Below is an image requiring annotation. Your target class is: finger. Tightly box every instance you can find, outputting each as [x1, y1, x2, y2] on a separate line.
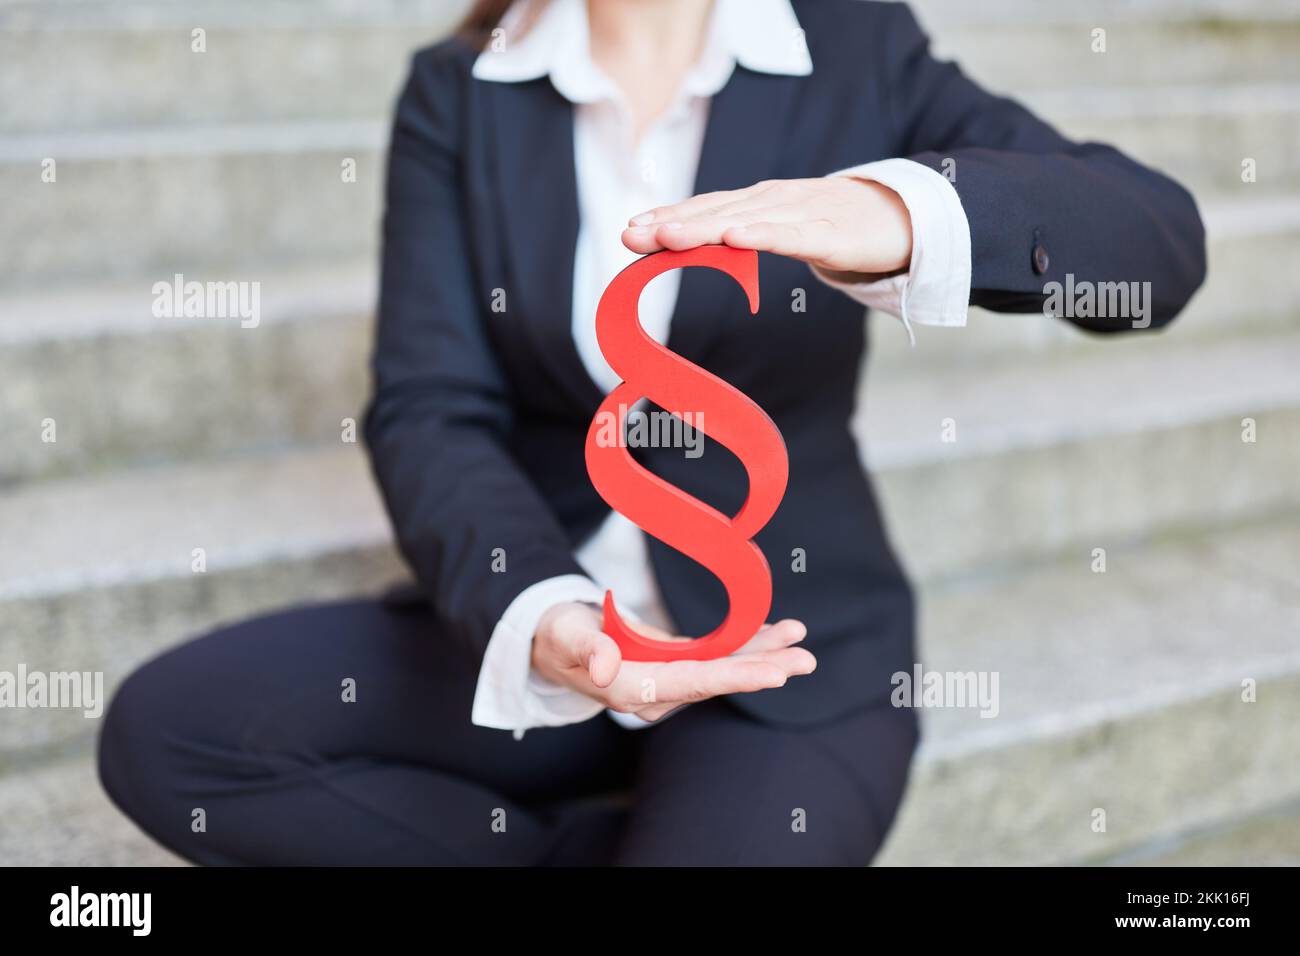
[656, 214, 769, 251]
[624, 199, 837, 254]
[627, 182, 778, 227]
[735, 618, 808, 654]
[606, 647, 816, 712]
[622, 212, 772, 254]
[621, 219, 718, 254]
[721, 220, 838, 263]
[646, 185, 808, 226]
[621, 224, 660, 254]
[645, 656, 797, 703]
[743, 646, 818, 677]
[623, 202, 829, 255]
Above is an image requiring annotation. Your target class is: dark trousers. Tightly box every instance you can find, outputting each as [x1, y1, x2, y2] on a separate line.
[98, 598, 918, 866]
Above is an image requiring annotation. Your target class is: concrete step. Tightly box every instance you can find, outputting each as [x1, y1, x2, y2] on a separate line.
[2, 86, 1292, 288]
[1105, 799, 1300, 866]
[0, 260, 375, 485]
[0, 120, 386, 291]
[1025, 83, 1300, 196]
[875, 515, 1300, 865]
[912, 0, 1300, 92]
[914, 0, 1300, 22]
[4, 514, 1297, 865]
[0, 750, 185, 866]
[0, 0, 456, 134]
[0, 445, 407, 757]
[5, 326, 1300, 754]
[3, 0, 1297, 134]
[3, 190, 1298, 485]
[863, 327, 1300, 581]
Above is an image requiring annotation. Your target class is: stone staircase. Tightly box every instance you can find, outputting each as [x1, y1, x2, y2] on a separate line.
[1, 0, 1297, 866]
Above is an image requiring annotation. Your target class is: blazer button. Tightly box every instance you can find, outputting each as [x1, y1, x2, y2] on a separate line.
[1032, 244, 1050, 275]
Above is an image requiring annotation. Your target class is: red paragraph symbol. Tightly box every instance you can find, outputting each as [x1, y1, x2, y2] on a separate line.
[584, 247, 789, 661]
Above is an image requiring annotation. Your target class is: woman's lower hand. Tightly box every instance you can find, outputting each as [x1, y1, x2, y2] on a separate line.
[531, 602, 816, 722]
[621, 177, 913, 281]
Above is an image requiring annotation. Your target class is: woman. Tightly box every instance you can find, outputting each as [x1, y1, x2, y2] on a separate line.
[98, 0, 1205, 865]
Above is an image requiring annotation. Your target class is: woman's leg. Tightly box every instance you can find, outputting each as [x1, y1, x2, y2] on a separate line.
[98, 598, 635, 866]
[613, 698, 919, 866]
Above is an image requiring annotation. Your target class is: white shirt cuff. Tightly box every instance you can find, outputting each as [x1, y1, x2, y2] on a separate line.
[607, 708, 657, 730]
[471, 574, 608, 734]
[812, 157, 972, 345]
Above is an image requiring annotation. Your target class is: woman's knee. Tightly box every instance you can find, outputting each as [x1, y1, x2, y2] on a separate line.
[97, 626, 242, 859]
[97, 666, 167, 846]
[99, 645, 181, 801]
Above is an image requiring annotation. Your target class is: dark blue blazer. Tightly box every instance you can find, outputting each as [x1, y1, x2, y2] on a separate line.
[364, 0, 1206, 726]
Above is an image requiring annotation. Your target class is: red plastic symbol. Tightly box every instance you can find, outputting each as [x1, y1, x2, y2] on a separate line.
[583, 247, 789, 661]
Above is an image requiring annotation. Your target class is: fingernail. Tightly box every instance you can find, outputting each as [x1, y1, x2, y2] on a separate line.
[629, 212, 654, 226]
[660, 221, 683, 231]
[626, 226, 649, 237]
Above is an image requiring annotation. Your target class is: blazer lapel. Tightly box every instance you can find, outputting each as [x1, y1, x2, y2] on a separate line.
[484, 67, 803, 410]
[486, 78, 605, 413]
[668, 67, 804, 366]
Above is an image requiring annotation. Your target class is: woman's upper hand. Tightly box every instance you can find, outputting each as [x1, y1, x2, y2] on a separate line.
[621, 177, 913, 282]
[531, 602, 816, 723]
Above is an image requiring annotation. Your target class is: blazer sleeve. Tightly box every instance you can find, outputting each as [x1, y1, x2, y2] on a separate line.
[364, 48, 587, 660]
[879, 3, 1207, 330]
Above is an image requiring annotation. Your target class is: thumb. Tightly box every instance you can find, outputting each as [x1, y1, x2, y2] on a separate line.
[581, 631, 622, 688]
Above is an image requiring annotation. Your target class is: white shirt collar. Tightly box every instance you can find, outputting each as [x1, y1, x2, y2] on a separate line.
[471, 0, 812, 103]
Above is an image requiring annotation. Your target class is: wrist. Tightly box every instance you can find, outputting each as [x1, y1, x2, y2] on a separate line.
[839, 177, 913, 278]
